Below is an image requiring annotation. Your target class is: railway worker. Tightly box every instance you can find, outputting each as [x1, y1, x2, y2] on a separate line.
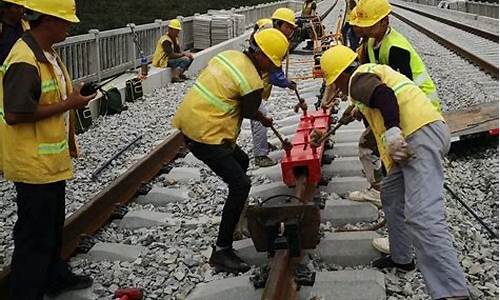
[346, 0, 444, 253]
[0, 0, 29, 64]
[249, 9, 298, 168]
[301, 0, 317, 17]
[342, 0, 360, 50]
[320, 45, 470, 300]
[172, 28, 289, 274]
[0, 0, 97, 299]
[152, 19, 193, 83]
[301, 0, 317, 50]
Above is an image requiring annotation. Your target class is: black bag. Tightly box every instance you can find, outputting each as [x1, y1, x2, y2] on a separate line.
[75, 107, 92, 134]
[99, 87, 127, 116]
[125, 78, 143, 102]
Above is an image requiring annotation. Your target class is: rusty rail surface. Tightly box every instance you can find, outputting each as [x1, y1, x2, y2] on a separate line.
[391, 11, 499, 79]
[0, 132, 185, 298]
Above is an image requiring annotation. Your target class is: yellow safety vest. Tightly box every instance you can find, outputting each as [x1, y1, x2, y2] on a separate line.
[302, 1, 316, 16]
[262, 73, 272, 101]
[366, 28, 441, 111]
[172, 50, 263, 145]
[0, 34, 77, 183]
[152, 34, 178, 68]
[349, 63, 443, 172]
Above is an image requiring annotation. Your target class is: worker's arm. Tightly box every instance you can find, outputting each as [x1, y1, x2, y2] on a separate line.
[240, 90, 263, 119]
[162, 40, 185, 59]
[350, 72, 400, 129]
[269, 69, 295, 89]
[388, 47, 413, 80]
[3, 63, 95, 125]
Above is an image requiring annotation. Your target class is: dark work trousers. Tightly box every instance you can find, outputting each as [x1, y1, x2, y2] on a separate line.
[184, 136, 251, 248]
[9, 181, 72, 300]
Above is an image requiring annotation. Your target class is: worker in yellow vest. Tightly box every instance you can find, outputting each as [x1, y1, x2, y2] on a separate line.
[250, 9, 298, 168]
[0, 0, 96, 299]
[301, 0, 317, 50]
[0, 0, 30, 64]
[172, 28, 289, 274]
[301, 0, 316, 17]
[346, 0, 444, 254]
[349, 0, 441, 109]
[152, 19, 193, 82]
[320, 45, 469, 300]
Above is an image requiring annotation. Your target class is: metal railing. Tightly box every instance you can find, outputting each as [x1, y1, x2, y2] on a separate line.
[55, 0, 303, 83]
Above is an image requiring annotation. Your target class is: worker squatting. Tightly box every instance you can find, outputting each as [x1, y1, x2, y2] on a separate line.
[0, 0, 471, 299]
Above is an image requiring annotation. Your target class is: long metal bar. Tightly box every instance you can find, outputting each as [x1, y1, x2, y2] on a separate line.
[444, 183, 499, 238]
[261, 250, 299, 300]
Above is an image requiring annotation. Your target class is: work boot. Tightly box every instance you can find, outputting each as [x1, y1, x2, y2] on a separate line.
[347, 188, 382, 208]
[45, 274, 93, 297]
[302, 40, 313, 50]
[209, 246, 251, 274]
[372, 237, 390, 254]
[267, 142, 279, 152]
[171, 68, 185, 83]
[372, 255, 415, 272]
[255, 156, 277, 167]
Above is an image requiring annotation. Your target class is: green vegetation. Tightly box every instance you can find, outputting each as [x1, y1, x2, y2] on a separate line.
[73, 0, 278, 34]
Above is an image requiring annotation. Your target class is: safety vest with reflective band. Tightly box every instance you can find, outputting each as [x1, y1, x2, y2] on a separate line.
[366, 28, 441, 111]
[0, 35, 77, 183]
[152, 34, 178, 68]
[262, 73, 272, 101]
[302, 1, 316, 16]
[172, 50, 263, 144]
[349, 64, 444, 172]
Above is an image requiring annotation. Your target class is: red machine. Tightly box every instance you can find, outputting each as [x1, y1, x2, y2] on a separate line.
[280, 108, 331, 187]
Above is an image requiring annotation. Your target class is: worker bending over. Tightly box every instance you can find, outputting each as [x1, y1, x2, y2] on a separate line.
[173, 29, 289, 274]
[320, 45, 469, 300]
[0, 0, 96, 299]
[345, 0, 444, 253]
[152, 19, 193, 82]
[250, 8, 298, 167]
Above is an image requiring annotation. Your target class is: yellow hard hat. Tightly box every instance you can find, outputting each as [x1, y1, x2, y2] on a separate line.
[24, 0, 79, 23]
[348, 0, 391, 27]
[2, 0, 26, 7]
[254, 28, 289, 67]
[168, 19, 182, 31]
[256, 18, 272, 30]
[320, 45, 357, 86]
[271, 7, 296, 27]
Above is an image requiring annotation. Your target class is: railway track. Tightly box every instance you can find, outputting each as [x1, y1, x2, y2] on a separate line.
[391, 3, 499, 78]
[0, 0, 497, 299]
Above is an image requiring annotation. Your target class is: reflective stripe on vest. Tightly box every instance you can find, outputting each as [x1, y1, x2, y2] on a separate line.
[214, 53, 252, 95]
[366, 28, 439, 102]
[193, 81, 236, 114]
[41, 79, 59, 93]
[0, 107, 5, 124]
[38, 139, 68, 155]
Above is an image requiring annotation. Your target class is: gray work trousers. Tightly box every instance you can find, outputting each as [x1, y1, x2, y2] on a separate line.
[358, 127, 383, 187]
[251, 103, 269, 157]
[381, 121, 469, 299]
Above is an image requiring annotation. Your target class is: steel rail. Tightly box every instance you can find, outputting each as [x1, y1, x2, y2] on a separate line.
[391, 2, 499, 43]
[0, 132, 185, 298]
[391, 11, 499, 79]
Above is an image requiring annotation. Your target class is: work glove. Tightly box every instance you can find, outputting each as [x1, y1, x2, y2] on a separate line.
[384, 127, 414, 164]
[339, 105, 356, 125]
[288, 80, 297, 90]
